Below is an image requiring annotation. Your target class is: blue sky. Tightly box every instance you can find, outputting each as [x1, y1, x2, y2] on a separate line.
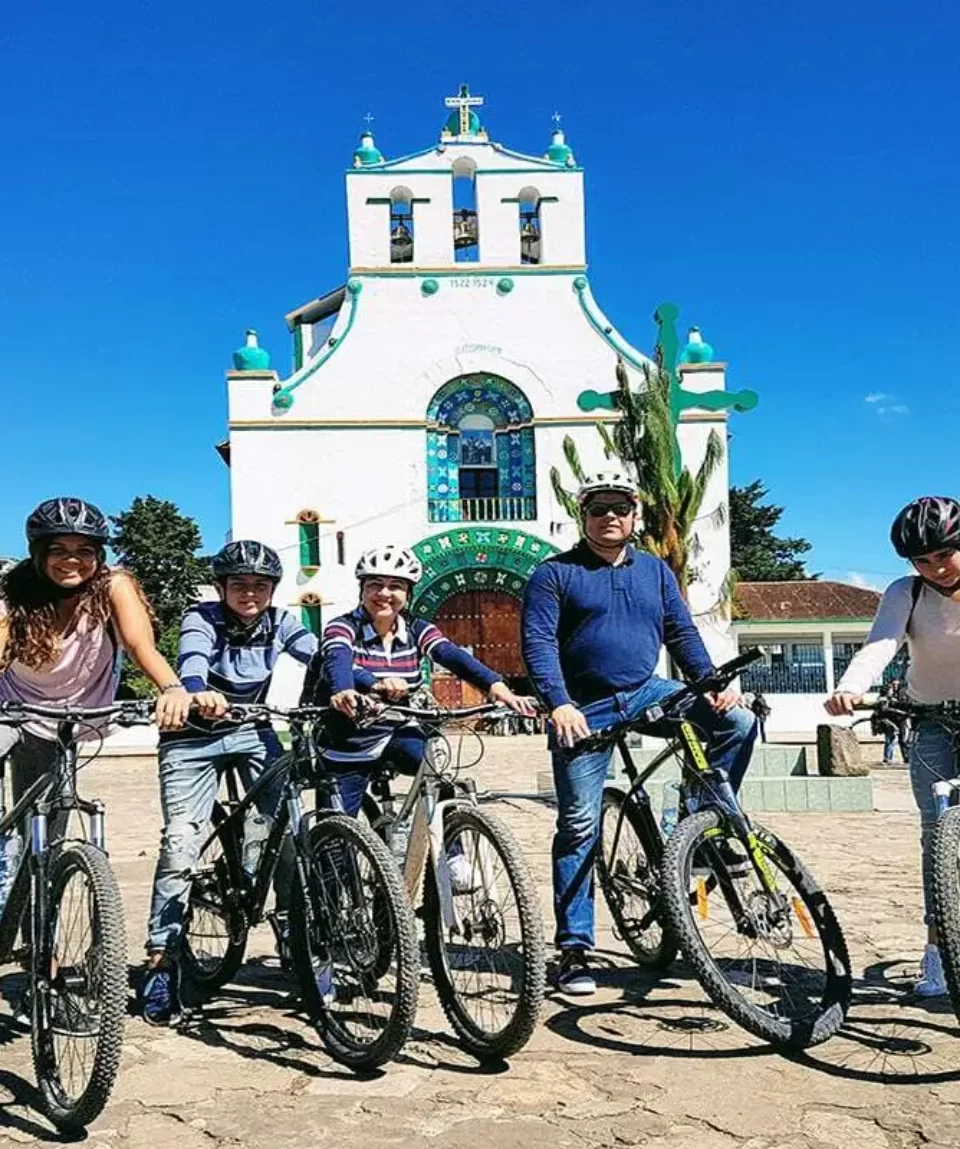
[2, 1, 956, 587]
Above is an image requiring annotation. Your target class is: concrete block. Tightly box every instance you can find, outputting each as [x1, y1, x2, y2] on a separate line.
[828, 776, 874, 812]
[737, 779, 764, 812]
[761, 779, 787, 812]
[805, 778, 832, 812]
[784, 778, 809, 812]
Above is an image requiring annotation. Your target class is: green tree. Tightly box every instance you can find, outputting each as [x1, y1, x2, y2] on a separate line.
[729, 480, 814, 581]
[110, 496, 207, 696]
[551, 360, 724, 598]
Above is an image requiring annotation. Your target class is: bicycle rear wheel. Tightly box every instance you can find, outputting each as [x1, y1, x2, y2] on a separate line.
[422, 803, 546, 1061]
[661, 809, 851, 1049]
[932, 805, 960, 1019]
[290, 813, 419, 1070]
[597, 787, 678, 969]
[31, 844, 127, 1131]
[181, 802, 249, 995]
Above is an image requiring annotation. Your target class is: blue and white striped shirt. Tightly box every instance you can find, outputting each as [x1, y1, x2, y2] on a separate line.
[164, 603, 318, 741]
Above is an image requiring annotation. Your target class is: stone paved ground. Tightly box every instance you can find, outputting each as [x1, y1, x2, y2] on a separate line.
[2, 737, 959, 1148]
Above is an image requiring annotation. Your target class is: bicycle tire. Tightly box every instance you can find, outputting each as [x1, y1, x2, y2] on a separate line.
[932, 805, 960, 1020]
[31, 843, 128, 1131]
[661, 809, 851, 1049]
[596, 787, 678, 969]
[422, 803, 546, 1061]
[290, 813, 419, 1070]
[181, 801, 249, 995]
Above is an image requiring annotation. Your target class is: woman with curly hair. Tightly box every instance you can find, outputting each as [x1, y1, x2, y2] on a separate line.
[0, 497, 192, 834]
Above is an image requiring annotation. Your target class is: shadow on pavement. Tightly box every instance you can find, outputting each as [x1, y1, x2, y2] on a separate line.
[0, 1016, 79, 1144]
[790, 959, 960, 1085]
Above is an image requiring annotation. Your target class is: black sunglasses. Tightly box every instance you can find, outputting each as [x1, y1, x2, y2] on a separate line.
[585, 501, 635, 518]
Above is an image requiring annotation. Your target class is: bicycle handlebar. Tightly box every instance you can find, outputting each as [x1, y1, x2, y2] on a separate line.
[0, 699, 156, 726]
[218, 702, 332, 723]
[854, 698, 960, 724]
[573, 647, 764, 749]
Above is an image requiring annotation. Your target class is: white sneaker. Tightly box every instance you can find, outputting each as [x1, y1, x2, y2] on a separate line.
[447, 853, 480, 895]
[915, 943, 949, 998]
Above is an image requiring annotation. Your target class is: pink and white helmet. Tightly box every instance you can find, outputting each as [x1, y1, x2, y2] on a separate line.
[355, 544, 423, 586]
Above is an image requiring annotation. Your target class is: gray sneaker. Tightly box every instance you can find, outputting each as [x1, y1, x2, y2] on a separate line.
[556, 950, 596, 996]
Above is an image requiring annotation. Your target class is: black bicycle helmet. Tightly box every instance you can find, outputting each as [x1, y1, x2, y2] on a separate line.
[890, 496, 960, 558]
[25, 497, 109, 546]
[211, 540, 283, 582]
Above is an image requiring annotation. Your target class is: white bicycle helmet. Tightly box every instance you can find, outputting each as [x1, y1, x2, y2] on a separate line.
[576, 472, 639, 507]
[355, 544, 423, 586]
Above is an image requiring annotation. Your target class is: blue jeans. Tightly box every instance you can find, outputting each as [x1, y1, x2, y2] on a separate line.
[146, 726, 287, 955]
[322, 730, 427, 817]
[551, 677, 758, 951]
[909, 720, 960, 926]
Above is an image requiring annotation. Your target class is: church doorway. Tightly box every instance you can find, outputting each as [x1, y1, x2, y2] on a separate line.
[431, 590, 525, 707]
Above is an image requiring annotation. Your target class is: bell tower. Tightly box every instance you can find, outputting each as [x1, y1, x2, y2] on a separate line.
[344, 87, 586, 271]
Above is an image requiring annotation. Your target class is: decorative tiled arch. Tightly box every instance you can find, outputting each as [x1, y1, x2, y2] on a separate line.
[409, 526, 559, 619]
[425, 373, 536, 522]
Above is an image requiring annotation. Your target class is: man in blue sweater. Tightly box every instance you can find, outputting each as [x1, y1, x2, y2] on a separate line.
[521, 472, 756, 995]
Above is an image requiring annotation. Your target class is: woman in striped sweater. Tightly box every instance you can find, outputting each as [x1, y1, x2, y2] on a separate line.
[302, 544, 535, 819]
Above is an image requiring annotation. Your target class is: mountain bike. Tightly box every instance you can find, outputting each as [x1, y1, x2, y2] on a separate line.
[862, 697, 960, 1020]
[176, 703, 419, 1070]
[354, 702, 546, 1061]
[588, 650, 851, 1049]
[0, 699, 154, 1132]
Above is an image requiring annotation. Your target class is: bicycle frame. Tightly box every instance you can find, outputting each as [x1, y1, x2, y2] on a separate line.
[367, 727, 495, 936]
[608, 715, 784, 904]
[189, 742, 374, 948]
[0, 722, 109, 962]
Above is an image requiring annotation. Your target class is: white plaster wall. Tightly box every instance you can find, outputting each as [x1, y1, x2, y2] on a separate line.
[474, 171, 585, 267]
[346, 172, 455, 268]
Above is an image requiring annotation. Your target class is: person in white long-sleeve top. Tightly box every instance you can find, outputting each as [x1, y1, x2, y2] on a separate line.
[825, 496, 960, 998]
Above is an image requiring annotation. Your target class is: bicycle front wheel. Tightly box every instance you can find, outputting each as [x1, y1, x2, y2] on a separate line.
[31, 844, 128, 1132]
[181, 802, 249, 995]
[661, 809, 851, 1049]
[932, 805, 960, 1019]
[290, 813, 419, 1070]
[422, 804, 546, 1061]
[597, 788, 678, 969]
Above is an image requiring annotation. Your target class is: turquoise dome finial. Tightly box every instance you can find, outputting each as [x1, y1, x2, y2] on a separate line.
[232, 329, 271, 371]
[680, 326, 715, 365]
[545, 114, 575, 166]
[353, 128, 384, 168]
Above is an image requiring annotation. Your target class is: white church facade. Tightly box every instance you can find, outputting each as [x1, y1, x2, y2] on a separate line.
[221, 87, 749, 704]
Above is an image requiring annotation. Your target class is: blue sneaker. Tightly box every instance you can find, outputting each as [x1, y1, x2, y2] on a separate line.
[141, 962, 182, 1027]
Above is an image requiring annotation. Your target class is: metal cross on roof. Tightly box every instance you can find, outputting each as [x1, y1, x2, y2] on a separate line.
[552, 111, 562, 127]
[444, 83, 484, 135]
[363, 112, 375, 127]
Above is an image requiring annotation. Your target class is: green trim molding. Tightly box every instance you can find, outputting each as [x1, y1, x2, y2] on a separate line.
[410, 526, 559, 618]
[272, 279, 363, 411]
